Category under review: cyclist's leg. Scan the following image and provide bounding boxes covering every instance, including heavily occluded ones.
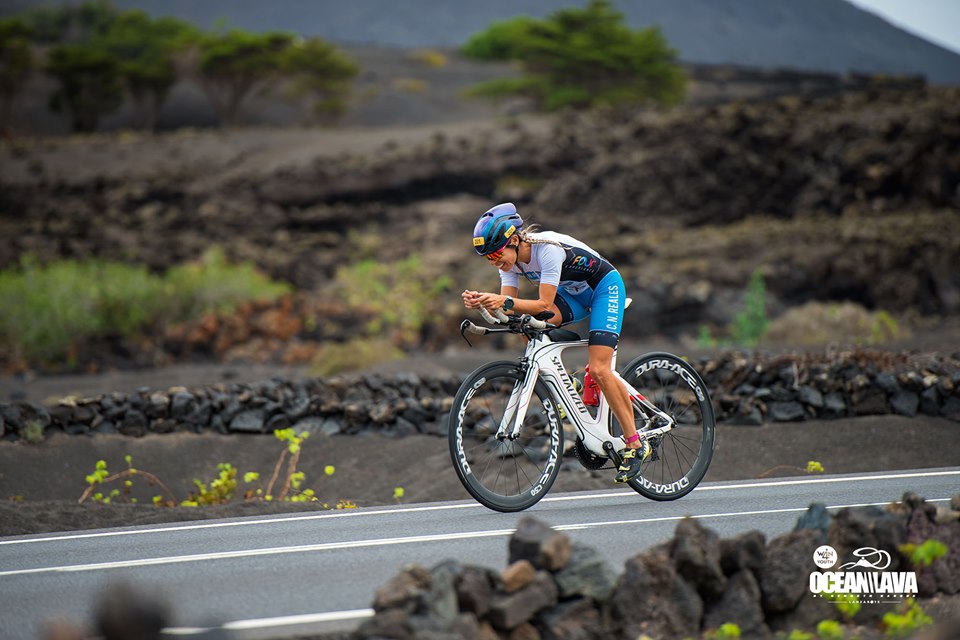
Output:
[583,272,650,481]
[552,290,588,326]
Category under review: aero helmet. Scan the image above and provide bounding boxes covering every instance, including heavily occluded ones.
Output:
[472,203,523,256]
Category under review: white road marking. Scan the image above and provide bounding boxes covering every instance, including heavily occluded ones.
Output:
[162,609,375,635]
[0,498,949,578]
[2,469,956,547]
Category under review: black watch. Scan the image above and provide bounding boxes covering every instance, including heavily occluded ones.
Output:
[502,296,515,311]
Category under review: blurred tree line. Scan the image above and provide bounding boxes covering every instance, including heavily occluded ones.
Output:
[0,0,360,131]
[0,0,685,133]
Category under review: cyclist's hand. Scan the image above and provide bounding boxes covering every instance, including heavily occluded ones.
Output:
[474,292,505,311]
[462,289,482,309]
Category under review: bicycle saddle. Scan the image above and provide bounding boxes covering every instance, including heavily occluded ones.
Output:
[546,328,581,342]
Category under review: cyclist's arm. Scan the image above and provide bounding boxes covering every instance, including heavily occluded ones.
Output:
[499,283,557,316]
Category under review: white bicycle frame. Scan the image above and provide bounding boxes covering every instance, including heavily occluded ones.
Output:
[496,333,676,458]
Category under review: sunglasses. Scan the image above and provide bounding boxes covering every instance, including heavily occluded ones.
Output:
[484,248,505,263]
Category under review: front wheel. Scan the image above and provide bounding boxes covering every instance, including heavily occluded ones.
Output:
[448,361,564,512]
[620,352,716,501]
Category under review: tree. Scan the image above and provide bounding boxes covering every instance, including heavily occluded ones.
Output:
[95,11,199,130]
[282,37,359,123]
[45,43,124,132]
[22,0,118,44]
[463,0,686,111]
[0,18,34,129]
[195,30,294,125]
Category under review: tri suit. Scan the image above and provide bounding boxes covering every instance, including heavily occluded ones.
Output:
[499,231,626,348]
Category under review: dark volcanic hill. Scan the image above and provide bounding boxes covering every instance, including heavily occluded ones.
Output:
[5,0,960,84]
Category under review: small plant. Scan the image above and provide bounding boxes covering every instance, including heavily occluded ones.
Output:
[882,599,932,639]
[899,539,948,567]
[787,630,814,640]
[20,419,45,444]
[706,622,741,640]
[408,48,447,68]
[757,460,825,479]
[697,268,768,348]
[393,487,405,503]
[731,268,768,347]
[79,455,177,505]
[806,460,825,473]
[181,463,237,506]
[816,619,845,640]
[833,593,861,623]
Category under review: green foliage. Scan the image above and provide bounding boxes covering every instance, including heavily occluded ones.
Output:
[22,0,118,44]
[21,419,45,444]
[0,18,34,124]
[882,599,932,639]
[283,37,358,120]
[196,29,294,124]
[832,593,861,622]
[333,255,453,347]
[93,10,199,129]
[310,338,404,377]
[706,623,741,640]
[181,463,237,506]
[899,539,948,567]
[806,460,825,474]
[45,42,124,132]
[816,619,844,640]
[787,630,814,640]
[462,0,685,111]
[274,427,309,455]
[731,268,768,347]
[408,49,447,68]
[0,248,291,366]
[698,268,768,348]
[764,301,903,347]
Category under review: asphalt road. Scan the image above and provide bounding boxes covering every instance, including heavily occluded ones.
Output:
[1,468,958,640]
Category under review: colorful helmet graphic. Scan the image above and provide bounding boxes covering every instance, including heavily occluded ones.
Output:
[472,203,523,256]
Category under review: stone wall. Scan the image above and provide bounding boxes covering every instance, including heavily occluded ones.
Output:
[0,349,958,443]
[354,494,960,639]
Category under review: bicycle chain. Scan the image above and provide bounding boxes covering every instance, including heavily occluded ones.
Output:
[573,438,614,470]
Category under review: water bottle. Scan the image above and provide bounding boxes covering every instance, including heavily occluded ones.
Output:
[582,365,599,406]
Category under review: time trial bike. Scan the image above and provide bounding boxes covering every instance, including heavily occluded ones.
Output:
[448,305,715,512]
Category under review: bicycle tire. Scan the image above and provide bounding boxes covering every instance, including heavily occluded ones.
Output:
[618,352,716,501]
[449,361,564,512]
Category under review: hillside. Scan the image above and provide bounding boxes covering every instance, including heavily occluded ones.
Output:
[5,0,960,83]
[2,84,958,373]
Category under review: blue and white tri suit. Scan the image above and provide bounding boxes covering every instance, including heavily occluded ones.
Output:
[499,231,626,348]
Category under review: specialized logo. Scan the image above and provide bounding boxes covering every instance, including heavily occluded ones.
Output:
[551,356,589,416]
[635,359,705,402]
[808,545,917,604]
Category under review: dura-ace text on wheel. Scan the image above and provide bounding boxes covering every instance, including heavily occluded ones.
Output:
[620,352,715,500]
[449,361,564,512]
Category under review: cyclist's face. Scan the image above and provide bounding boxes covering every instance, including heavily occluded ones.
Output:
[485,241,517,271]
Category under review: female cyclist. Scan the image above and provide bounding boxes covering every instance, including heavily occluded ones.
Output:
[461,202,651,483]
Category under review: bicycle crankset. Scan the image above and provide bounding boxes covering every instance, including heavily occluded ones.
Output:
[573,438,613,470]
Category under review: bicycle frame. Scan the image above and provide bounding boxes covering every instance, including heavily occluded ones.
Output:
[496,333,676,457]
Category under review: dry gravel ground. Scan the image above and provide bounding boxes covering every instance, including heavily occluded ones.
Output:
[1,413,957,537]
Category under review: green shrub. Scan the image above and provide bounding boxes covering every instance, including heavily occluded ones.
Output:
[309,337,404,377]
[883,599,932,638]
[332,255,452,347]
[697,267,768,348]
[765,301,903,346]
[899,539,948,567]
[816,619,844,640]
[462,0,685,111]
[0,247,291,365]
